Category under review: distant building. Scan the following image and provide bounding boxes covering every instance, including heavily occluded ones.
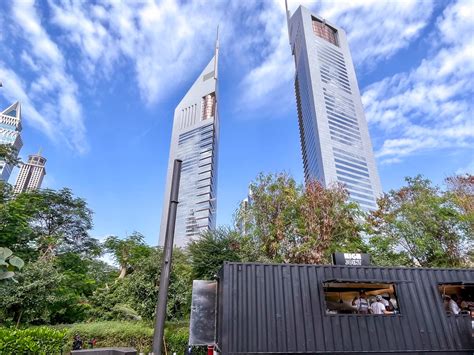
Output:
[159,43,220,247]
[287,6,382,209]
[236,188,253,235]
[0,102,23,182]
[13,152,46,193]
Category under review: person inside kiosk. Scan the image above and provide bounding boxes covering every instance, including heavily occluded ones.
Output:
[323,282,399,315]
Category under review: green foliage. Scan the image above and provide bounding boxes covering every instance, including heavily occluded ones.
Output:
[0,259,63,326]
[368,175,473,267]
[55,321,153,352]
[0,327,68,354]
[235,173,365,264]
[0,185,99,261]
[104,232,153,279]
[89,247,192,322]
[0,247,24,281]
[0,144,21,167]
[189,228,245,279]
[51,321,195,353]
[26,188,99,259]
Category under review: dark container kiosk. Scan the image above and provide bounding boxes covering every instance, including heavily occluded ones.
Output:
[198,262,474,354]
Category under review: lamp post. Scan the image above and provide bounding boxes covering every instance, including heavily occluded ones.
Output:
[152,159,182,355]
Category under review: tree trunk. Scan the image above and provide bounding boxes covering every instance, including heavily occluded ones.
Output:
[118,266,127,279]
[16,309,23,328]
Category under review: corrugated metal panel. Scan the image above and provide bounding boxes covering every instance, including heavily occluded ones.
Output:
[217,262,474,354]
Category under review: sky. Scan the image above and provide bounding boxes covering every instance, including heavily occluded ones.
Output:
[0,0,472,246]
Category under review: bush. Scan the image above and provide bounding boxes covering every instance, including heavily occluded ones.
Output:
[55,321,153,352]
[0,327,68,354]
[54,321,198,353]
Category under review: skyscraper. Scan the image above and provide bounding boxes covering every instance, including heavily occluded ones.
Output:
[0,102,23,182]
[159,44,219,247]
[287,5,382,209]
[13,152,47,194]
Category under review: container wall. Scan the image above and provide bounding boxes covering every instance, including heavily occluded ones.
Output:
[218,262,474,354]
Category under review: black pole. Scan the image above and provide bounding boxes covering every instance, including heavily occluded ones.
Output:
[152,159,182,355]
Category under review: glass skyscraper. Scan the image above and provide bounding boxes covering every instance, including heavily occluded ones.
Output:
[0,102,23,182]
[287,5,382,209]
[159,48,219,247]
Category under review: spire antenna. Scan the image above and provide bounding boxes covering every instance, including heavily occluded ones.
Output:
[285,0,291,45]
[214,25,220,80]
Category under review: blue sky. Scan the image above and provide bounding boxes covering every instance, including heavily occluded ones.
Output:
[0,0,472,246]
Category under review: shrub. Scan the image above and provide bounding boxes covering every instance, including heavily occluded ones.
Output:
[54,321,199,353]
[0,327,68,354]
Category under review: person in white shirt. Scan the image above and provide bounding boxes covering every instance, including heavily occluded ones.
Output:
[352,291,369,314]
[371,295,393,315]
[448,295,461,314]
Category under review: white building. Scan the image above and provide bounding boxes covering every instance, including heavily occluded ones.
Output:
[287,5,382,209]
[159,45,220,247]
[0,102,23,182]
[13,152,47,194]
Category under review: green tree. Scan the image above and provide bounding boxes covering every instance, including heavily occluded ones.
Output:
[90,247,192,321]
[0,182,36,259]
[26,188,98,259]
[188,228,244,279]
[293,180,365,264]
[235,172,365,264]
[103,232,152,279]
[367,175,473,267]
[0,247,24,281]
[0,259,63,326]
[0,144,21,167]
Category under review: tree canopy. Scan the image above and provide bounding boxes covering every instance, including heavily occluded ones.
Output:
[367,175,473,267]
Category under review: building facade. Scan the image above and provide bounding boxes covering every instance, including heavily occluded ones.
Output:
[287,6,382,209]
[13,152,46,194]
[159,50,219,247]
[0,102,23,182]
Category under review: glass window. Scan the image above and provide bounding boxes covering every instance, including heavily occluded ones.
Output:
[312,18,338,46]
[438,283,474,316]
[323,281,400,315]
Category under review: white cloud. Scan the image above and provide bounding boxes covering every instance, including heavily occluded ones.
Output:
[456,160,474,175]
[363,0,474,164]
[238,0,434,111]
[47,0,231,105]
[0,66,54,138]
[0,0,87,153]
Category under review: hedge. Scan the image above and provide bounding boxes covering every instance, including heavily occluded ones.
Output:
[0,321,206,354]
[0,327,68,354]
[57,321,205,354]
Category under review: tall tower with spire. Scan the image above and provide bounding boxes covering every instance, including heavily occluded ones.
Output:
[159,38,220,247]
[13,150,47,194]
[0,102,23,182]
[286,5,382,209]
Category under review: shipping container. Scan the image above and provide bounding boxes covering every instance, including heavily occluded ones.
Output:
[212,262,474,354]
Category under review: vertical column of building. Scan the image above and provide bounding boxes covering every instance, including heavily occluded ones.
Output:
[288,6,382,209]
[0,102,23,182]
[13,153,47,194]
[159,47,220,248]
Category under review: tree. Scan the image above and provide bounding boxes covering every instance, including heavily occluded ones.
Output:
[0,247,24,281]
[235,173,365,264]
[0,182,36,259]
[89,247,193,321]
[241,172,301,262]
[103,232,152,279]
[26,188,99,259]
[188,228,244,279]
[0,144,21,167]
[0,259,63,326]
[292,180,365,264]
[367,175,473,267]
